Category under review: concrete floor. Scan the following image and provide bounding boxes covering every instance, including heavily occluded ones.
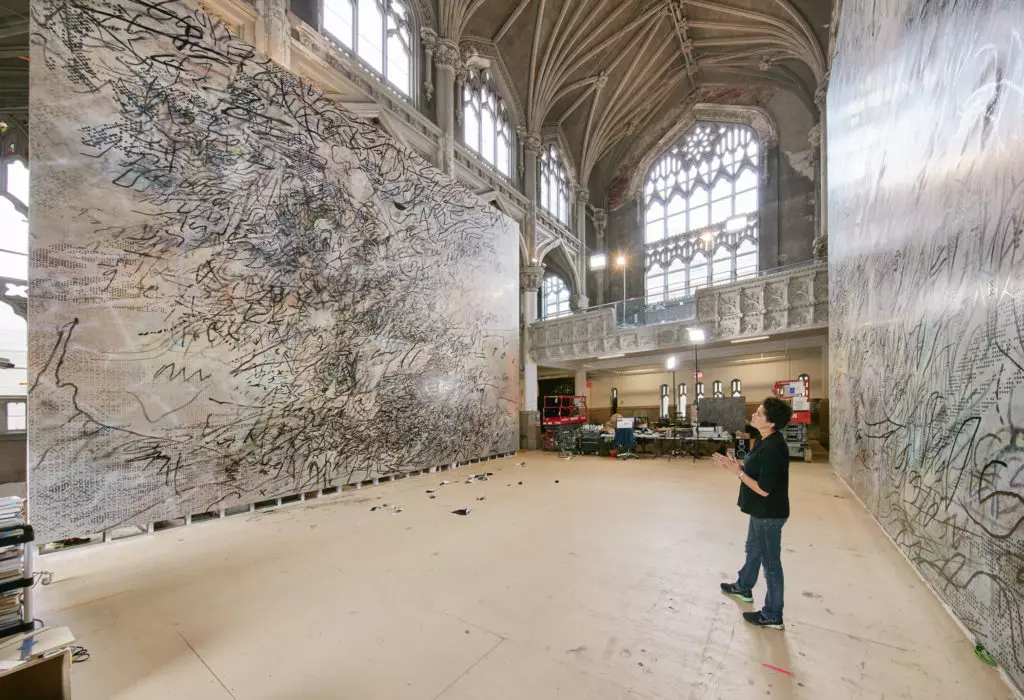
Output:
[34,454,1014,700]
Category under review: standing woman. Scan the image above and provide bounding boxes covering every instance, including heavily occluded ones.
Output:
[713,397,794,629]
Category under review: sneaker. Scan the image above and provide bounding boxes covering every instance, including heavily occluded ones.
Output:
[742,610,784,630]
[720,582,753,603]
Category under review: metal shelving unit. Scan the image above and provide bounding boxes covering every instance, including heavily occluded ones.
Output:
[0,498,34,639]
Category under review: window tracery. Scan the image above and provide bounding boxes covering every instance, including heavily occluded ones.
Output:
[643,123,760,303]
[462,68,512,177]
[539,143,570,226]
[324,0,413,97]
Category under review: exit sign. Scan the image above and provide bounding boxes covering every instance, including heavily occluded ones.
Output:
[694,371,704,380]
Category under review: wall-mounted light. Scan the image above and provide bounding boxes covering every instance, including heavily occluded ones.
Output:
[713,380,723,398]
[731,378,742,397]
[616,255,626,266]
[590,254,607,270]
[730,335,770,344]
[666,356,676,370]
[687,327,706,343]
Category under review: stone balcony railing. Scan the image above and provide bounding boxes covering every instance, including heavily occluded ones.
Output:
[530,262,828,363]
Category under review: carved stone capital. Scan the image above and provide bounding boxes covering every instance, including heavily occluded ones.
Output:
[813,234,828,262]
[814,72,829,110]
[808,124,822,148]
[518,127,543,155]
[520,265,546,292]
[570,294,589,313]
[435,39,462,68]
[420,27,439,52]
[574,185,590,205]
[592,208,607,230]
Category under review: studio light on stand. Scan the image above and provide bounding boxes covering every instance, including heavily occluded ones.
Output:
[616,255,627,302]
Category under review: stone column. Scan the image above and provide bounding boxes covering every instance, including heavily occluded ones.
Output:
[821,343,830,399]
[820,342,830,445]
[809,123,822,257]
[256,0,291,68]
[812,76,829,261]
[520,264,545,450]
[593,208,607,305]
[574,369,588,400]
[518,129,543,262]
[573,185,590,311]
[420,28,436,102]
[423,30,461,175]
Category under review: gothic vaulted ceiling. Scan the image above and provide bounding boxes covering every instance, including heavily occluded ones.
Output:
[447,0,835,197]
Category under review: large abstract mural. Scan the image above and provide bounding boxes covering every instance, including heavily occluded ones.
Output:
[829,0,1024,691]
[28,1,519,541]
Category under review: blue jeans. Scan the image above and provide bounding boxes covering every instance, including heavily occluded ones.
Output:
[737,516,787,621]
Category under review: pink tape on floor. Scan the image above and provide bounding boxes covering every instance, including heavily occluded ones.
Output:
[762,663,794,676]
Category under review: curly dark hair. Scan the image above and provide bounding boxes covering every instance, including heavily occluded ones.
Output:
[762,396,794,430]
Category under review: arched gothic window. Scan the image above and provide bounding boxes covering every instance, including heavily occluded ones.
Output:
[0,154,27,282]
[643,123,760,303]
[539,143,570,226]
[645,263,664,305]
[540,274,571,320]
[689,252,708,294]
[736,239,757,280]
[712,245,732,284]
[647,258,690,304]
[0,124,28,396]
[462,69,512,177]
[323,0,413,97]
[666,259,686,300]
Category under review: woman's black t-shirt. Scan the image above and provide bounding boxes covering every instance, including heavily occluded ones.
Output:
[737,431,790,518]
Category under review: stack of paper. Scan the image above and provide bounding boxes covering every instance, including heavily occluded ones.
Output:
[0,498,23,532]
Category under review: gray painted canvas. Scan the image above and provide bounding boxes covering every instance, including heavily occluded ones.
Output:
[28,1,519,541]
[830,0,1024,690]
[695,397,746,433]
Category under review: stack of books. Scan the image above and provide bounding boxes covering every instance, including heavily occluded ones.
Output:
[0,498,27,634]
